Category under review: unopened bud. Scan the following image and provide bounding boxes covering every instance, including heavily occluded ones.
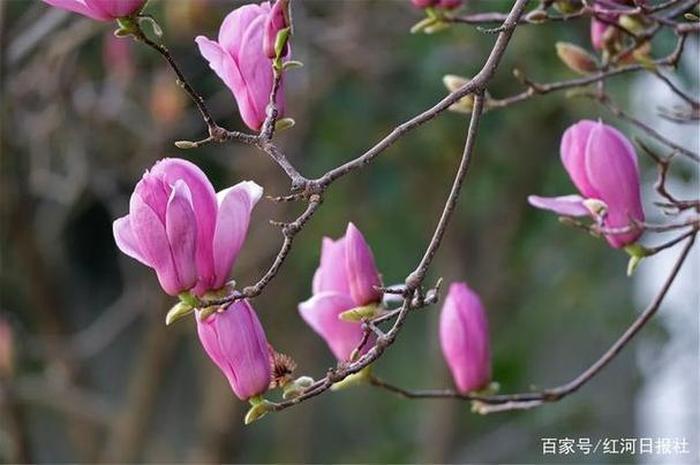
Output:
[553,0,581,14]
[174,140,197,149]
[525,9,549,23]
[281,376,315,399]
[556,42,598,75]
[275,117,295,131]
[443,74,469,92]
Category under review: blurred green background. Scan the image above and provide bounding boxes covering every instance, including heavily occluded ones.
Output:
[1,0,698,463]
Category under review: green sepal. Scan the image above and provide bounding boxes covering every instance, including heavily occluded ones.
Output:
[282,60,304,71]
[244,396,273,425]
[165,301,194,326]
[330,366,372,391]
[274,117,295,131]
[274,27,291,59]
[410,16,438,34]
[338,304,380,322]
[624,243,652,276]
[178,291,199,308]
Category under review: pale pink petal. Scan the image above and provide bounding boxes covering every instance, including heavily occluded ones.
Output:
[527,194,589,217]
[236,13,277,130]
[165,181,197,292]
[218,4,268,57]
[560,120,600,199]
[299,291,371,362]
[113,215,150,266]
[585,122,644,247]
[344,223,382,305]
[211,181,263,289]
[312,237,351,296]
[42,0,112,21]
[150,158,218,293]
[129,192,180,295]
[91,0,145,18]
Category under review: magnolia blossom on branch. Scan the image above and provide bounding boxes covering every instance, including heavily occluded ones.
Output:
[36,0,700,425]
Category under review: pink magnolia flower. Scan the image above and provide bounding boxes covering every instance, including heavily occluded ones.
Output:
[263,0,289,59]
[42,0,145,21]
[412,0,439,8]
[528,120,644,248]
[113,158,262,296]
[299,223,383,361]
[197,300,271,400]
[440,282,491,394]
[437,0,463,9]
[195,2,287,131]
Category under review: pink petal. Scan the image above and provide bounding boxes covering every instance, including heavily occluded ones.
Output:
[312,237,351,296]
[88,0,144,18]
[527,194,589,217]
[129,192,180,295]
[134,172,169,221]
[165,181,197,292]
[113,215,150,266]
[150,158,218,293]
[585,122,644,247]
[211,181,263,289]
[590,19,609,50]
[344,223,382,305]
[42,0,112,21]
[195,36,257,131]
[218,4,268,58]
[299,291,372,362]
[235,13,280,130]
[560,120,600,199]
[197,300,271,400]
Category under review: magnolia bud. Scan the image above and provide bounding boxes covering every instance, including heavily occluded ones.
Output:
[443,74,469,93]
[525,9,549,23]
[437,0,462,9]
[556,42,598,75]
[412,0,439,8]
[553,0,582,14]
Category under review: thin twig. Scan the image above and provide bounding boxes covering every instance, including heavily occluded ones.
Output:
[369,234,696,413]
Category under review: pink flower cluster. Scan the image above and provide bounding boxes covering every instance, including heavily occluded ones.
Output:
[42,0,648,405]
[528,120,644,248]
